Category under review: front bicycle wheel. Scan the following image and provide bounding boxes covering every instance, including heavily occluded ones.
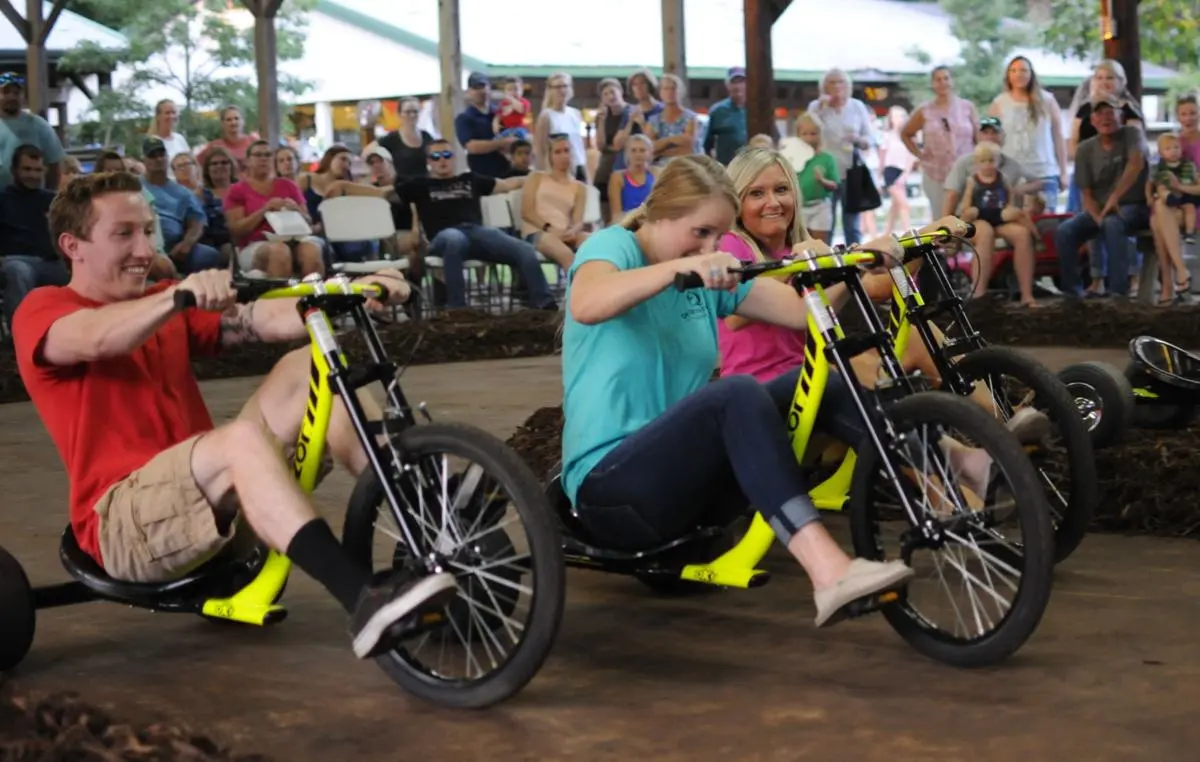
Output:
[343,422,565,709]
[955,346,1096,563]
[848,392,1055,668]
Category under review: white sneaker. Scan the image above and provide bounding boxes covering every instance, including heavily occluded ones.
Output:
[1006,407,1051,444]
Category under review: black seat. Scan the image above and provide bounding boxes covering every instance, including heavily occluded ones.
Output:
[59,527,235,602]
[1130,336,1200,391]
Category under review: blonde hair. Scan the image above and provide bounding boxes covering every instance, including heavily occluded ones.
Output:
[624,132,653,157]
[659,72,686,106]
[619,154,738,232]
[747,134,775,149]
[725,147,810,262]
[1157,132,1181,151]
[147,99,176,136]
[795,111,824,149]
[543,72,573,110]
[973,142,1001,161]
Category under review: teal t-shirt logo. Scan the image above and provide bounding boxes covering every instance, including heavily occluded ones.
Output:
[681,290,708,320]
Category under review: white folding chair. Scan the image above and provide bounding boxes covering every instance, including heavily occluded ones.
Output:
[584,185,602,227]
[317,196,409,275]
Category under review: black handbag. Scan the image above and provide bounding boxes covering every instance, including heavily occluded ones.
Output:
[843,148,882,214]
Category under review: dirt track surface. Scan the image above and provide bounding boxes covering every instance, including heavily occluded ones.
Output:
[2,350,1198,761]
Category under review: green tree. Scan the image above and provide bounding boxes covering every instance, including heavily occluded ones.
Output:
[906,0,1030,108]
[62,0,314,152]
[1041,0,1200,71]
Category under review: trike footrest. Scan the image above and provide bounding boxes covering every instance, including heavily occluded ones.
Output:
[201,599,288,626]
[679,564,771,589]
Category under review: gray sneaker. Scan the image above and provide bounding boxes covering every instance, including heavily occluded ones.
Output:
[350,570,458,659]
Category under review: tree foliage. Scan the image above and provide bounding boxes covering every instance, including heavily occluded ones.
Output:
[906,0,1030,108]
[1041,0,1200,72]
[61,0,314,152]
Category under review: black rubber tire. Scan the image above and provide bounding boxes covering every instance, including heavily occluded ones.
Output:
[954,347,1097,563]
[0,545,35,671]
[1124,362,1198,429]
[848,392,1055,669]
[1057,361,1135,449]
[342,422,565,710]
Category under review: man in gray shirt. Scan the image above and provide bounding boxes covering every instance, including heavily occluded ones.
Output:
[941,116,1045,305]
[1053,95,1149,297]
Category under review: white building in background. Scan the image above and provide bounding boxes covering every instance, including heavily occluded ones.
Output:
[52,0,1178,149]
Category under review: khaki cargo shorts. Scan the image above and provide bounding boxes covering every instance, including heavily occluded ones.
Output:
[94,434,231,584]
[94,423,336,584]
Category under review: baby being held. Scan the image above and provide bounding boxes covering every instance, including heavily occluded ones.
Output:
[1149,133,1198,244]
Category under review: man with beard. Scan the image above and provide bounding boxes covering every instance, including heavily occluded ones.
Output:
[0,72,64,190]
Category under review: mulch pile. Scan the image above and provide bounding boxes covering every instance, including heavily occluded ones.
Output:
[0,310,562,405]
[0,685,269,761]
[963,298,1200,348]
[506,405,1200,540]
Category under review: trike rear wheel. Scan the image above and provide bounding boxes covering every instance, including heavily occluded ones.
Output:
[1056,361,1135,448]
[0,545,35,671]
[343,422,565,709]
[848,392,1055,669]
[954,346,1096,563]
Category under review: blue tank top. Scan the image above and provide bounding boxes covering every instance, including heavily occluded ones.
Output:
[620,171,654,211]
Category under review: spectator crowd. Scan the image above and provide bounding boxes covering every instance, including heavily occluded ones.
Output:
[0,54,1195,328]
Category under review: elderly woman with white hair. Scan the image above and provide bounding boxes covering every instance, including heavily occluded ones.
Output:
[805,68,877,245]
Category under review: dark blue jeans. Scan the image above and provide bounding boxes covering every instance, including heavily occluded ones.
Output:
[166,240,223,275]
[1053,205,1150,296]
[574,368,867,551]
[829,183,862,246]
[428,224,556,309]
[2,255,69,325]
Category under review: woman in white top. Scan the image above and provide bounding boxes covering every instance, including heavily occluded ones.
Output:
[534,72,588,183]
[805,68,876,245]
[147,99,191,178]
[987,56,1068,211]
[520,134,589,269]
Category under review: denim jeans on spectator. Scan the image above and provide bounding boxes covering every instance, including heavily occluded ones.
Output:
[829,183,862,246]
[1053,205,1150,296]
[167,240,223,274]
[2,255,69,325]
[428,224,555,309]
[573,367,867,551]
[1037,176,1061,213]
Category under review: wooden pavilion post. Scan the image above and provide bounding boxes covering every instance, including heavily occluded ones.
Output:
[437,0,466,171]
[0,0,71,117]
[1101,0,1141,99]
[744,0,792,139]
[661,0,686,86]
[243,0,283,147]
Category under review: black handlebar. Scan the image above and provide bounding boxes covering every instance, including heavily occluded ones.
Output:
[673,271,708,291]
[173,280,390,310]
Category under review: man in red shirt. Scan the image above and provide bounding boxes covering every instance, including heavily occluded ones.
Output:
[13,171,457,660]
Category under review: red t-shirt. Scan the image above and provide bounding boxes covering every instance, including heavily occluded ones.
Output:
[13,282,223,567]
[222,178,307,248]
[497,97,532,131]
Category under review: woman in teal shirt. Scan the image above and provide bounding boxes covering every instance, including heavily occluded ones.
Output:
[561,154,936,627]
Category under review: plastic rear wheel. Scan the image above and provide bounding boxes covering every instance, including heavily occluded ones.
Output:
[0,545,35,671]
[1056,361,1135,448]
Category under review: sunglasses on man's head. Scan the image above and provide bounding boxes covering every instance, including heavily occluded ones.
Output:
[429,150,454,160]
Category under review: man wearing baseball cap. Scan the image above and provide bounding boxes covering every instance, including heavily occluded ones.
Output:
[942,116,1044,306]
[454,71,514,178]
[0,72,65,190]
[140,135,222,274]
[1053,94,1150,297]
[703,67,752,165]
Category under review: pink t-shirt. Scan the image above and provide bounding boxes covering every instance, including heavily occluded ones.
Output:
[223,178,307,247]
[1181,132,1200,169]
[717,232,807,382]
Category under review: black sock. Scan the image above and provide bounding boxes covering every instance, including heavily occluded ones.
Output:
[286,519,372,613]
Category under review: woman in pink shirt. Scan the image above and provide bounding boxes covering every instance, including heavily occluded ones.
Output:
[1177,95,1200,169]
[223,139,325,278]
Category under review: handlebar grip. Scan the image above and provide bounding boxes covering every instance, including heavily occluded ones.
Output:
[673,272,705,291]
[962,223,976,239]
[173,290,197,310]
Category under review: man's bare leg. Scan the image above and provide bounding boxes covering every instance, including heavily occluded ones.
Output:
[191,351,457,658]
